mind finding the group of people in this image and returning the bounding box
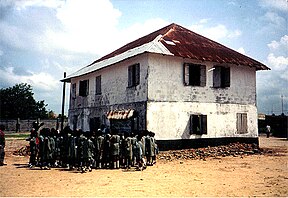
[28,123,157,173]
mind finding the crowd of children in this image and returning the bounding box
[27,123,157,173]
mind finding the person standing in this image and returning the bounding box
[96,130,105,169]
[28,128,38,168]
[86,132,95,172]
[0,125,5,166]
[124,134,133,169]
[110,129,120,169]
[266,125,271,138]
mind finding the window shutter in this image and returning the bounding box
[79,81,84,96]
[183,63,190,86]
[96,76,101,95]
[128,66,132,87]
[223,67,230,87]
[189,115,193,134]
[213,66,221,88]
[135,63,140,85]
[86,80,89,96]
[242,113,247,133]
[200,65,206,87]
[201,115,207,134]
[236,113,247,133]
[236,113,240,132]
[72,83,76,98]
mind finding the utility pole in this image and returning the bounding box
[281,94,284,115]
[61,72,66,131]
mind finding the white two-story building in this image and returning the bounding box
[62,23,269,150]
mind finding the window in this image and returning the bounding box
[95,75,101,95]
[128,63,140,87]
[183,63,206,86]
[213,66,230,88]
[71,83,76,99]
[72,115,78,131]
[79,80,89,97]
[90,117,101,132]
[236,113,248,134]
[189,114,207,135]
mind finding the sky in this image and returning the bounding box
[0,0,287,115]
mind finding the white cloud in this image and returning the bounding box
[117,18,169,48]
[0,66,58,91]
[189,20,242,42]
[268,35,288,52]
[259,0,288,12]
[267,53,288,72]
[0,65,66,112]
[268,40,280,50]
[266,35,288,80]
[45,0,122,55]
[237,47,246,55]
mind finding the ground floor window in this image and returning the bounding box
[90,117,101,132]
[236,113,248,134]
[189,114,207,135]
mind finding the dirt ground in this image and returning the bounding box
[0,135,287,197]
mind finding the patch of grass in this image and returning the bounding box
[5,133,30,139]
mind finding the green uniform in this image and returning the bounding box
[124,136,133,168]
[96,135,104,168]
[110,134,120,168]
[29,137,38,167]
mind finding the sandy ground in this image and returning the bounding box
[0,135,287,197]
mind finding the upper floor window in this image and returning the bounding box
[79,80,89,97]
[71,83,76,99]
[183,63,206,86]
[213,66,230,88]
[128,63,140,87]
[189,114,207,135]
[95,75,101,95]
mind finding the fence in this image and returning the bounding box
[0,119,68,133]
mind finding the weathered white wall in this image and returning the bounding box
[146,102,258,140]
[71,53,149,107]
[68,52,258,138]
[69,54,149,130]
[146,54,258,139]
[147,54,257,104]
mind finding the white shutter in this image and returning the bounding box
[183,63,190,86]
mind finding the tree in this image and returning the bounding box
[47,110,57,119]
[0,83,48,119]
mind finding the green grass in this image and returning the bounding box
[5,133,30,139]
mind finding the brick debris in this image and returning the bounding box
[157,143,267,161]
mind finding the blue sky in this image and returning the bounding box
[0,0,287,115]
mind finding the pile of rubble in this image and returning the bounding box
[13,146,30,156]
[157,143,263,161]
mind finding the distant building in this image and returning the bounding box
[258,114,288,138]
[62,23,270,150]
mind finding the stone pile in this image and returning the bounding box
[157,143,263,161]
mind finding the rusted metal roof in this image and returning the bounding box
[62,23,269,82]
